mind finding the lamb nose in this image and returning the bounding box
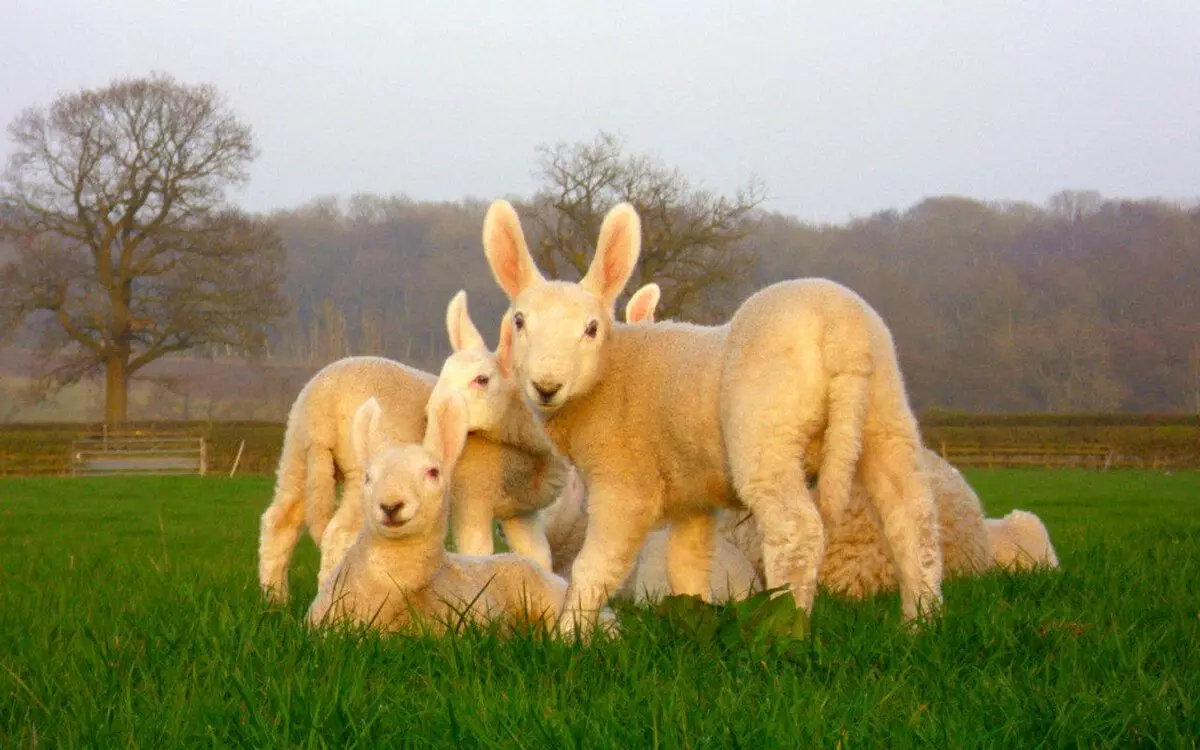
[380,502,402,517]
[532,381,562,401]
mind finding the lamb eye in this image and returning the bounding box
[584,320,599,338]
[512,312,525,330]
[426,467,440,481]
[474,374,490,386]
[364,472,371,484]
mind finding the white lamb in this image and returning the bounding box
[583,290,1058,601]
[258,294,565,603]
[306,392,576,634]
[986,510,1060,570]
[479,199,943,635]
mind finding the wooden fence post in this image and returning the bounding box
[229,439,246,478]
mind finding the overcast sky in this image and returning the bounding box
[3,1,1197,223]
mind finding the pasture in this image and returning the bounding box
[1,470,1197,746]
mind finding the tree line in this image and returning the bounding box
[266,189,1200,414]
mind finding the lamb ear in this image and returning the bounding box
[581,202,641,310]
[423,389,469,477]
[482,200,543,301]
[624,282,661,324]
[446,290,485,352]
[495,309,515,378]
[351,397,383,466]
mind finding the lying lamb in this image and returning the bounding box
[307,392,581,634]
[986,510,1060,570]
[480,199,942,635]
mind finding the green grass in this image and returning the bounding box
[1,470,1197,747]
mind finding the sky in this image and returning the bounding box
[2,0,1198,224]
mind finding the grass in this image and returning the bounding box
[1,470,1197,747]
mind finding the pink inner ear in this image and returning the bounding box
[487,223,524,296]
[603,222,633,288]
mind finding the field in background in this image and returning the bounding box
[2,412,1198,477]
[1,469,1197,745]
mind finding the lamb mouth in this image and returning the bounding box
[380,517,409,529]
[528,396,562,416]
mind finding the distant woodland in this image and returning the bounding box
[263,189,1200,414]
[3,188,1199,421]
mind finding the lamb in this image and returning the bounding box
[479,199,943,635]
[542,288,1058,602]
[306,392,574,634]
[551,288,1057,602]
[431,292,564,565]
[257,295,565,603]
[986,510,1060,570]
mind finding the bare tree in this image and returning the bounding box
[523,131,765,322]
[0,73,287,423]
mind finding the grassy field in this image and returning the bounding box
[1,470,1197,747]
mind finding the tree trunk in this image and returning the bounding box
[105,353,129,424]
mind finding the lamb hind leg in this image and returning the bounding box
[735,460,825,613]
[860,445,943,623]
[258,478,306,602]
[723,385,827,614]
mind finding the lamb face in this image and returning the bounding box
[434,348,506,430]
[432,292,520,434]
[483,200,640,416]
[360,444,448,540]
[350,391,468,543]
[508,282,611,415]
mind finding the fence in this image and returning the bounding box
[0,450,71,477]
[69,433,208,477]
[939,442,1115,469]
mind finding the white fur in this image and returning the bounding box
[480,200,943,635]
[986,510,1060,570]
[306,393,585,634]
[258,297,566,603]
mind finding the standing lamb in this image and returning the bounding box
[546,287,1057,603]
[258,295,565,603]
[306,393,578,634]
[617,279,1057,595]
[479,199,942,635]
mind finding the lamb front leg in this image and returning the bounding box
[449,482,497,556]
[317,477,364,590]
[560,481,657,640]
[500,511,553,570]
